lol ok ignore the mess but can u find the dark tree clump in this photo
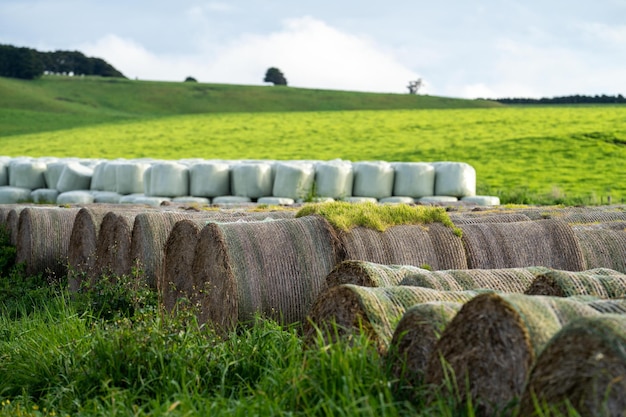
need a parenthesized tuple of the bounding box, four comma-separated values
(264, 67, 287, 86)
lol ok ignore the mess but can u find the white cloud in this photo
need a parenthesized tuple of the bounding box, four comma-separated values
(79, 17, 420, 93)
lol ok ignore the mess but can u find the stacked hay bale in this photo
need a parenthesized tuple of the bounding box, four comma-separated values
(425, 293, 600, 415)
(525, 268, 626, 298)
(460, 219, 587, 270)
(324, 260, 429, 288)
(93, 211, 144, 280)
(572, 224, 626, 273)
(448, 211, 531, 225)
(304, 284, 481, 353)
(519, 315, 626, 416)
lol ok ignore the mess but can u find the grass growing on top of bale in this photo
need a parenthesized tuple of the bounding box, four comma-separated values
(296, 201, 463, 236)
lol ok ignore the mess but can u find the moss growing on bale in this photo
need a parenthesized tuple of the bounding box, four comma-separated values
(296, 201, 462, 236)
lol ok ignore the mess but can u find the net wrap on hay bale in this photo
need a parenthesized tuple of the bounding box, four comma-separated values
(191, 215, 341, 332)
(304, 284, 481, 353)
(573, 225, 626, 273)
(519, 314, 626, 417)
(338, 223, 467, 270)
(449, 212, 531, 225)
(324, 260, 429, 289)
(399, 266, 550, 293)
(425, 293, 600, 416)
(525, 268, 626, 298)
(94, 211, 141, 280)
(16, 206, 80, 278)
(460, 219, 586, 270)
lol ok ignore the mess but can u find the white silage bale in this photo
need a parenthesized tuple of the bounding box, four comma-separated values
(342, 196, 378, 203)
(31, 189, 59, 204)
(56, 191, 94, 205)
(0, 160, 9, 186)
(172, 196, 211, 204)
(9, 160, 47, 189)
(45, 162, 67, 190)
(461, 196, 500, 206)
(143, 166, 153, 196)
(56, 162, 93, 192)
(0, 186, 32, 203)
(131, 196, 171, 206)
(189, 162, 230, 197)
(257, 197, 295, 205)
(148, 162, 189, 197)
(92, 191, 122, 204)
(352, 161, 394, 199)
(392, 162, 435, 197)
(90, 162, 106, 191)
(272, 162, 315, 199)
(102, 161, 124, 192)
(379, 196, 416, 204)
(314, 160, 354, 199)
(417, 196, 459, 204)
(212, 196, 252, 204)
(116, 162, 149, 195)
(231, 163, 273, 199)
(434, 162, 476, 197)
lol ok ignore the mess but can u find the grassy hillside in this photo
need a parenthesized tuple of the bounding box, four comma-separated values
(0, 75, 498, 136)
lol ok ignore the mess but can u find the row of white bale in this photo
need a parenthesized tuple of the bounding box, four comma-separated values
(0, 156, 499, 206)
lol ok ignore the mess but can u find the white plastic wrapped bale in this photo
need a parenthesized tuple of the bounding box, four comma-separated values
(212, 196, 252, 204)
(392, 162, 435, 197)
(0, 159, 10, 186)
(257, 197, 295, 205)
(172, 196, 211, 204)
(352, 161, 394, 199)
(461, 196, 501, 206)
(143, 166, 152, 196)
(89, 162, 106, 191)
(231, 162, 273, 199)
(91, 161, 122, 192)
(45, 162, 67, 190)
(131, 196, 171, 206)
(148, 162, 189, 197)
(31, 189, 59, 204)
(116, 162, 149, 195)
(92, 191, 123, 204)
(296, 197, 335, 203)
(0, 186, 32, 203)
(417, 196, 459, 204)
(433, 162, 476, 197)
(379, 196, 416, 204)
(272, 162, 315, 199)
(189, 161, 230, 197)
(314, 160, 354, 199)
(119, 194, 145, 204)
(341, 196, 378, 203)
(9, 160, 47, 189)
(57, 191, 94, 205)
(56, 162, 93, 192)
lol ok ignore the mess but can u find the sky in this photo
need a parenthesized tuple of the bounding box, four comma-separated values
(1, 0, 625, 98)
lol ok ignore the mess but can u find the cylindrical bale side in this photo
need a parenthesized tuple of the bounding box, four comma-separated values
(16, 206, 80, 278)
(519, 314, 626, 417)
(304, 284, 480, 353)
(94, 211, 142, 280)
(399, 266, 550, 292)
(425, 293, 600, 416)
(525, 268, 626, 298)
(191, 215, 342, 332)
(338, 223, 467, 270)
(6, 206, 28, 246)
(573, 226, 626, 273)
(460, 219, 587, 270)
(449, 212, 531, 225)
(324, 260, 429, 289)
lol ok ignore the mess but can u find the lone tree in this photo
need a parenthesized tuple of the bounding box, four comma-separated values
(264, 67, 287, 86)
(407, 78, 423, 95)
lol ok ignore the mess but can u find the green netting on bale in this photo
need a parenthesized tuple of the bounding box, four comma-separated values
(324, 260, 429, 288)
(449, 212, 531, 225)
(305, 284, 480, 353)
(573, 226, 626, 273)
(399, 266, 550, 292)
(519, 314, 626, 417)
(525, 268, 626, 298)
(425, 293, 601, 416)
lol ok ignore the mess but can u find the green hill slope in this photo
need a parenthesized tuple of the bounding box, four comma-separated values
(0, 75, 499, 136)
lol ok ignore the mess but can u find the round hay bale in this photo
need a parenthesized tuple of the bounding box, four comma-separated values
(339, 223, 467, 270)
(425, 293, 600, 416)
(0, 186, 33, 204)
(44, 161, 66, 190)
(16, 206, 80, 278)
(325, 260, 429, 289)
(304, 284, 480, 353)
(57, 191, 95, 205)
(314, 159, 353, 199)
(352, 161, 394, 199)
(519, 314, 626, 417)
(433, 162, 476, 197)
(6, 206, 27, 246)
(573, 226, 626, 273)
(0, 160, 9, 186)
(449, 212, 531, 225)
(559, 208, 626, 224)
(583, 298, 626, 314)
(417, 196, 458, 204)
(525, 268, 626, 298)
(191, 215, 342, 331)
(392, 162, 435, 198)
(94, 211, 141, 279)
(386, 301, 462, 389)
(212, 196, 252, 205)
(399, 266, 550, 292)
(257, 197, 295, 205)
(92, 191, 123, 204)
(460, 195, 500, 206)
(460, 219, 586, 270)
(172, 196, 211, 205)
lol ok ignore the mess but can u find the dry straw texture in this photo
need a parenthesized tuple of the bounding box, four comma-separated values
(324, 260, 429, 289)
(386, 301, 462, 390)
(338, 223, 468, 270)
(525, 268, 626, 298)
(460, 219, 586, 270)
(519, 314, 626, 416)
(16, 206, 80, 278)
(573, 225, 626, 273)
(304, 284, 480, 353)
(6, 206, 27, 246)
(425, 293, 600, 416)
(449, 212, 531, 225)
(191, 216, 342, 332)
(399, 266, 550, 293)
(94, 211, 141, 280)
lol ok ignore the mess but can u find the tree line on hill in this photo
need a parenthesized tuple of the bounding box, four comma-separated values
(0, 44, 125, 80)
(495, 94, 626, 105)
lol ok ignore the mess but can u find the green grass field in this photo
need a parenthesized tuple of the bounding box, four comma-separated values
(1, 75, 625, 203)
